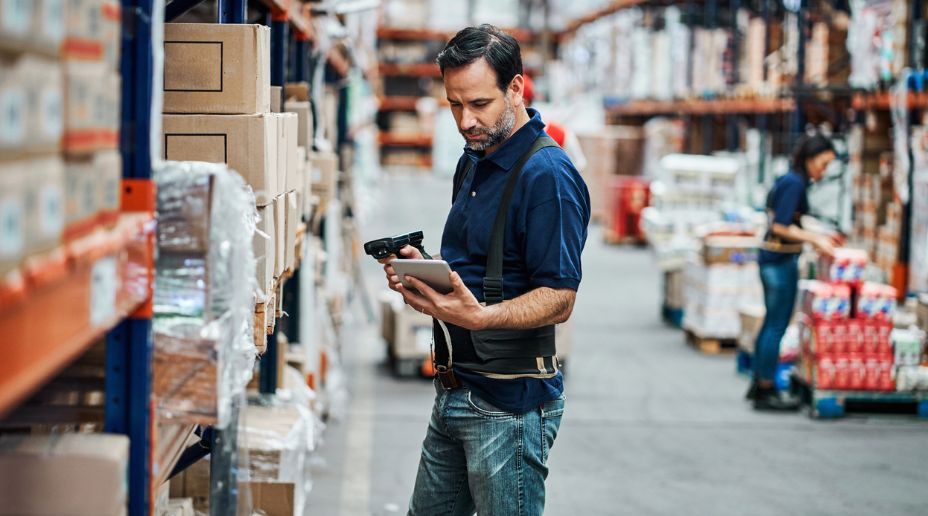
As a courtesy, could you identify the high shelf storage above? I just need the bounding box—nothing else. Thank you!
[0,0,373,514]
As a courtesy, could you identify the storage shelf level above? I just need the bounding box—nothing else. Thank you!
[0,214,154,417]
[607,97,796,116]
[379,132,433,147]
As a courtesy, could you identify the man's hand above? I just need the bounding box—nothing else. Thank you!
[379,245,425,293]
[400,271,487,331]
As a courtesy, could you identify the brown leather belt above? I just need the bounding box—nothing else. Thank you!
[436,366,462,390]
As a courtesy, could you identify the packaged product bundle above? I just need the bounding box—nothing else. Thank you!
[818,248,868,284]
[856,282,898,320]
[800,280,851,320]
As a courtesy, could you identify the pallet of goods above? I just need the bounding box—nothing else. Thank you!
[793,249,928,419]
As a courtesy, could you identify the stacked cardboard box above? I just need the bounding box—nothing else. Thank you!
[0,433,129,515]
[0,1,118,275]
[576,127,644,222]
[162,23,310,328]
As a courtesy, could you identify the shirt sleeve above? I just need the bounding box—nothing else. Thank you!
[521,153,590,291]
[771,178,804,227]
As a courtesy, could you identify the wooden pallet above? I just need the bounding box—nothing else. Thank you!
[684,329,738,355]
[792,376,928,419]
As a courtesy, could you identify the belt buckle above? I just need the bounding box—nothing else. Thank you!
[436,367,461,390]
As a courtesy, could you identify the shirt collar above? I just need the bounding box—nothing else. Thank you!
[464,108,546,171]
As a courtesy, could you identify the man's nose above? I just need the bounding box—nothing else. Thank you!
[460,109,477,132]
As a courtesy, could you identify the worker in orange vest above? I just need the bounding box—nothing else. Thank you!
[522,75,588,172]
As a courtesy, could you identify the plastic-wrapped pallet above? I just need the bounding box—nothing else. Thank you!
[152,161,258,428]
[682,257,763,339]
[666,7,691,99]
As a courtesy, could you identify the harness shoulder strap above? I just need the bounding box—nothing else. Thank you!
[483,135,558,305]
[452,158,474,204]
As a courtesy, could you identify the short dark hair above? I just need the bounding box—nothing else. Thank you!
[792,133,836,178]
[436,25,522,92]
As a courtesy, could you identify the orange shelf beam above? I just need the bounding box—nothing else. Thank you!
[378,96,420,111]
[379,132,433,147]
[378,26,535,42]
[559,1,648,39]
[0,213,155,417]
[379,62,442,78]
[607,97,796,116]
[257,0,313,40]
[851,92,928,111]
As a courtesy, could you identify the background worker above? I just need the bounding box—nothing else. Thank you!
[750,133,843,411]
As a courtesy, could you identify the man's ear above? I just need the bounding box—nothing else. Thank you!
[510,74,524,107]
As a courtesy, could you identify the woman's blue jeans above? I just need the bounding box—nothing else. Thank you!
[754,256,799,383]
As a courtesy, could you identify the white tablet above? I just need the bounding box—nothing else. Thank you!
[391,259,454,294]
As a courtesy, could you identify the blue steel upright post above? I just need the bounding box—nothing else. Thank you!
[260,13,290,394]
[106,1,157,515]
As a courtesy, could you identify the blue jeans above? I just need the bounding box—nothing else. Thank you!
[408,380,565,516]
[754,256,799,383]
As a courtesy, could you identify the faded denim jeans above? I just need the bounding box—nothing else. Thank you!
[407,380,565,516]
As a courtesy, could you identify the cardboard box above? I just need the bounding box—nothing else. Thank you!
[285,101,313,150]
[64,0,119,68]
[96,150,122,217]
[0,0,35,53]
[270,85,282,112]
[0,162,27,274]
[0,433,129,516]
[163,23,271,115]
[0,55,63,157]
[64,157,101,227]
[101,1,121,71]
[23,156,66,257]
[64,61,121,154]
[392,303,433,360]
[164,498,195,516]
[309,150,338,199]
[169,456,210,513]
[284,190,299,272]
[162,113,279,205]
[274,194,286,277]
[284,82,310,102]
[246,482,296,516]
[278,113,298,193]
[0,1,65,56]
[254,205,275,299]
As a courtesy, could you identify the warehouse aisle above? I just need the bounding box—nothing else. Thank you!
[306,173,928,516]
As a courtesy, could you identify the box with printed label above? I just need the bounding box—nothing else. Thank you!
[64,0,121,69]
[0,0,66,56]
[0,433,129,516]
[0,162,26,275]
[309,151,337,200]
[163,23,271,114]
[23,156,66,257]
[64,157,100,230]
[63,61,120,154]
[0,55,64,157]
[162,113,280,205]
[95,149,122,222]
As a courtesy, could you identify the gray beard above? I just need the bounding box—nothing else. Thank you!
[464,99,516,152]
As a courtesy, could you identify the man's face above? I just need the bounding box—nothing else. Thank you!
[444,58,520,152]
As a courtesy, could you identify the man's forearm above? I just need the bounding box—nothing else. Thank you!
[478,287,575,330]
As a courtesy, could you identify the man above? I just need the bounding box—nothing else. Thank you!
[379,25,590,515]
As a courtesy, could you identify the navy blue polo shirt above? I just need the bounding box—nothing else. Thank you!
[759,170,809,265]
[440,108,590,414]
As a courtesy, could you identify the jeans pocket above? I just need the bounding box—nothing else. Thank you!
[466,390,516,419]
[541,396,565,462]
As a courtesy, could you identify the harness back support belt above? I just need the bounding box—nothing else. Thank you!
[434,135,560,385]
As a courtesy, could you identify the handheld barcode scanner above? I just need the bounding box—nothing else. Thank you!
[364,231,433,260]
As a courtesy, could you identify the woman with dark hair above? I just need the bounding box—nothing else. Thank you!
[748,134,843,411]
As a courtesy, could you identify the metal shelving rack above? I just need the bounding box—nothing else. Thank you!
[0,1,320,514]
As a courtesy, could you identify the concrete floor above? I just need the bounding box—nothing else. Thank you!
[305,173,928,516]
